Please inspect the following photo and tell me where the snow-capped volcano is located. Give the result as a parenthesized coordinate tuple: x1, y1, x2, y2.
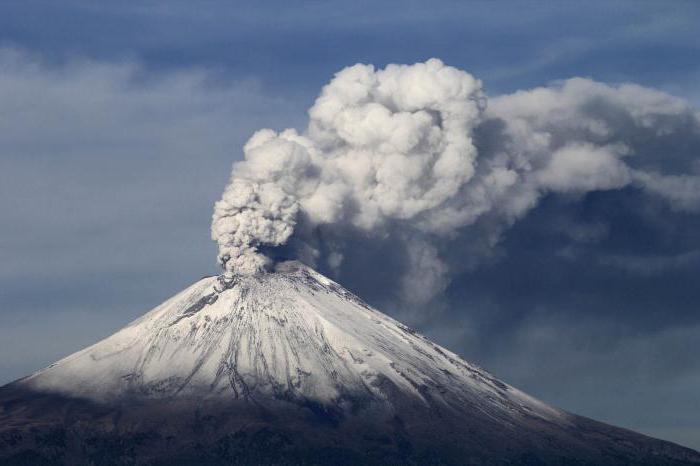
(1, 262, 699, 465)
(20, 261, 558, 417)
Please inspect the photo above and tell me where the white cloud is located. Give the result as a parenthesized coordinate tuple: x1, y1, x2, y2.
(212, 59, 700, 307)
(537, 143, 631, 192)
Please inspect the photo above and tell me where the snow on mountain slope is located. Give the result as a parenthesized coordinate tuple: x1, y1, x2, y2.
(20, 261, 562, 425)
(3, 261, 700, 465)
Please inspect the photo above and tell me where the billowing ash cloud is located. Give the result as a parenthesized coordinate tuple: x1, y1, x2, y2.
(212, 58, 700, 303)
(212, 59, 485, 276)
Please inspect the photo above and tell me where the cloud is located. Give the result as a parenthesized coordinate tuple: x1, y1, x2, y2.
(536, 143, 631, 192)
(598, 249, 700, 276)
(634, 171, 700, 213)
(0, 47, 302, 282)
(212, 59, 700, 311)
(212, 58, 486, 276)
(467, 310, 700, 448)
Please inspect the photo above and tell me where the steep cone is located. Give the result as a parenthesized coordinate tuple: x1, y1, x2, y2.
(1, 262, 699, 465)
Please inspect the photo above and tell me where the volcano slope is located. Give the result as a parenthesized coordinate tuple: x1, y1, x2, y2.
(1, 261, 699, 465)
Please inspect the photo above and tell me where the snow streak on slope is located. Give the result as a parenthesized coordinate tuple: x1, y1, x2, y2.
(20, 262, 562, 425)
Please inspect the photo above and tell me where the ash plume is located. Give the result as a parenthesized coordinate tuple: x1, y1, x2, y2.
(212, 58, 700, 305)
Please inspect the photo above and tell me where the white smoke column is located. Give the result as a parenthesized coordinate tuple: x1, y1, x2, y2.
(213, 58, 700, 298)
(211, 178, 298, 276)
(212, 58, 485, 276)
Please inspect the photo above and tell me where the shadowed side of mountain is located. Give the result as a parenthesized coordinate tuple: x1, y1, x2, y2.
(2, 375, 699, 465)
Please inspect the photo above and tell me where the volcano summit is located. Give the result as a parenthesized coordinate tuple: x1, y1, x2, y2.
(1, 262, 698, 465)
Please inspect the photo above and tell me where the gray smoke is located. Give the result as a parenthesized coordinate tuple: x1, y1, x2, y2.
(212, 59, 700, 304)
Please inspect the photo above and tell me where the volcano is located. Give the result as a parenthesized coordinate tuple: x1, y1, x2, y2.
(1, 261, 698, 465)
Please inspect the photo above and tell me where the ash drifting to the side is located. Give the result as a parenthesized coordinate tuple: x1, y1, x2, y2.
(212, 58, 700, 306)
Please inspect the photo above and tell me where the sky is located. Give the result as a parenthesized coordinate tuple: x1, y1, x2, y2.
(1, 0, 699, 451)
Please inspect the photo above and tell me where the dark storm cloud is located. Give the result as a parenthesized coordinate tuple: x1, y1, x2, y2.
(266, 73, 700, 322)
(413, 187, 700, 447)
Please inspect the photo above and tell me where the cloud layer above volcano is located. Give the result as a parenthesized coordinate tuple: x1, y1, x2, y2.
(212, 59, 700, 306)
